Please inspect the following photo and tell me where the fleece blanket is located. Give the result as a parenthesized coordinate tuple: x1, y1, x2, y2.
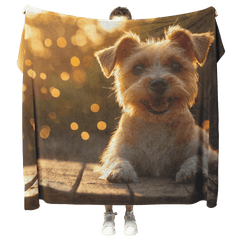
(16, 4, 225, 211)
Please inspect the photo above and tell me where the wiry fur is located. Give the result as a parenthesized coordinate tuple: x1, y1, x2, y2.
(94, 25, 217, 183)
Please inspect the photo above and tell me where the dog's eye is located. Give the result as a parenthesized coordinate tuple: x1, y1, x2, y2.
(170, 61, 181, 73)
(133, 64, 145, 75)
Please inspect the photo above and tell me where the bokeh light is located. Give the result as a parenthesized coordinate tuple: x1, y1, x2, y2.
(71, 29, 87, 47)
(70, 122, 79, 130)
(40, 125, 51, 139)
(40, 73, 47, 80)
(60, 72, 70, 81)
(41, 87, 48, 94)
(90, 104, 100, 113)
(57, 37, 67, 48)
(23, 83, 27, 92)
(71, 56, 80, 67)
(50, 87, 60, 98)
(25, 59, 32, 66)
(44, 38, 52, 47)
(27, 69, 36, 79)
(97, 121, 107, 130)
(81, 131, 90, 140)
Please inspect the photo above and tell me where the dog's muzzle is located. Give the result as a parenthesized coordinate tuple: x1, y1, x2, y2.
(139, 97, 176, 115)
(150, 79, 168, 95)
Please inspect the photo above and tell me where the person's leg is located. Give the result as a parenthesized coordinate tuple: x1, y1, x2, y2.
(102, 205, 117, 236)
(126, 205, 133, 212)
(124, 205, 138, 236)
(105, 205, 113, 212)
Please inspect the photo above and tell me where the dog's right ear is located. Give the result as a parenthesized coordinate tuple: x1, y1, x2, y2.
(94, 32, 140, 78)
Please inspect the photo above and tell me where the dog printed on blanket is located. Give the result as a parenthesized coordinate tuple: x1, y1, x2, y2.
(94, 25, 218, 183)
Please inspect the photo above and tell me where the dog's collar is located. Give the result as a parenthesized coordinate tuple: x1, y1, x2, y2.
(139, 97, 176, 115)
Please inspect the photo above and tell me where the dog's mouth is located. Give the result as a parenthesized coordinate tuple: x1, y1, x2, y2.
(139, 97, 176, 115)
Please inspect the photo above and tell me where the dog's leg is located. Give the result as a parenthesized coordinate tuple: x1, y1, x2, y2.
(176, 156, 200, 182)
(100, 157, 138, 183)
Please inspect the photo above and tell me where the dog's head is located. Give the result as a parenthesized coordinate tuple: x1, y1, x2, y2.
(95, 26, 214, 121)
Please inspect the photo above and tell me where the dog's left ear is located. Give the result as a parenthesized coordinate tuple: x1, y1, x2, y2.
(166, 26, 215, 66)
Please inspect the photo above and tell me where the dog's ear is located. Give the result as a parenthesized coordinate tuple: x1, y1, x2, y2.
(94, 32, 140, 78)
(166, 26, 214, 66)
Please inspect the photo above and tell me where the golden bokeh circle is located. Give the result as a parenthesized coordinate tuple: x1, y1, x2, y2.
(71, 56, 80, 67)
(41, 87, 48, 94)
(50, 87, 60, 98)
(40, 125, 51, 139)
(25, 59, 32, 66)
(81, 131, 89, 140)
(45, 38, 52, 47)
(97, 121, 107, 130)
(70, 122, 79, 130)
(90, 104, 100, 113)
(60, 72, 70, 81)
(57, 37, 67, 48)
(27, 69, 36, 79)
(40, 73, 47, 80)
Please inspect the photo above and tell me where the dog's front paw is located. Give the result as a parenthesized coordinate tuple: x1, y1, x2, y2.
(176, 156, 199, 183)
(102, 160, 138, 183)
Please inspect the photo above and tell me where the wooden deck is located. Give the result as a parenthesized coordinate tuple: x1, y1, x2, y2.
(24, 159, 209, 207)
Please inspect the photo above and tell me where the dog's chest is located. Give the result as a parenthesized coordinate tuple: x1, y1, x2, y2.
(136, 123, 176, 160)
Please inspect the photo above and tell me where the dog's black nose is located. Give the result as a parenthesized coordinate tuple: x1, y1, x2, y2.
(150, 79, 168, 94)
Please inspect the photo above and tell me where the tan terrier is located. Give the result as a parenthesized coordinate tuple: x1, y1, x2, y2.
(94, 25, 217, 183)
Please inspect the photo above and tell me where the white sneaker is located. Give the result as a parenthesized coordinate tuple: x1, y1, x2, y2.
(102, 211, 117, 236)
(124, 211, 138, 236)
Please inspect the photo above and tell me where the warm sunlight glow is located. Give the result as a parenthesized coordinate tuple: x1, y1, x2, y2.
(71, 29, 87, 47)
(99, 17, 127, 32)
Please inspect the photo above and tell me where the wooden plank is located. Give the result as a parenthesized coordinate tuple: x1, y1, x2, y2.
(37, 159, 84, 204)
(128, 177, 195, 204)
(23, 164, 40, 210)
(75, 163, 132, 204)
